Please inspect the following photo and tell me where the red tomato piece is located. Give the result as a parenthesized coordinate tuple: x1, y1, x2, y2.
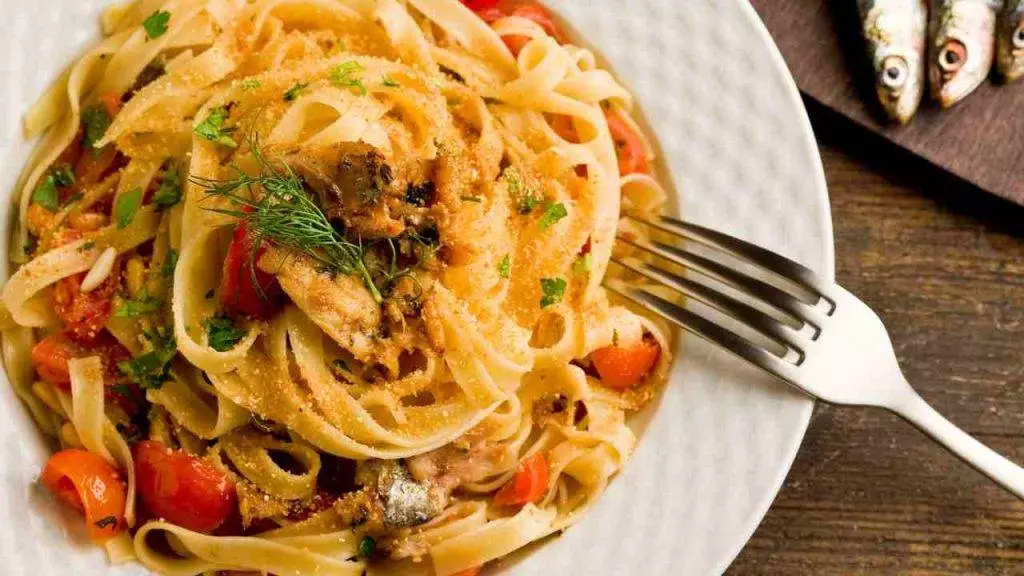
(604, 109, 649, 176)
(493, 453, 548, 508)
(41, 449, 127, 542)
(475, 2, 563, 56)
(461, 0, 500, 10)
(53, 257, 121, 342)
(220, 222, 284, 319)
(591, 337, 661, 389)
(134, 440, 236, 533)
(31, 331, 130, 389)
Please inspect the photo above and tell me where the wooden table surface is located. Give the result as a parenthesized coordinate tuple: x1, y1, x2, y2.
(726, 101, 1024, 575)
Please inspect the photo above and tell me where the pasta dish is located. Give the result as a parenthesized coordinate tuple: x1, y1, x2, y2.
(0, 0, 672, 574)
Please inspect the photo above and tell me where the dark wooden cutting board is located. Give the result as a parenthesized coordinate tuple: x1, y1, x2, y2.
(749, 0, 1024, 207)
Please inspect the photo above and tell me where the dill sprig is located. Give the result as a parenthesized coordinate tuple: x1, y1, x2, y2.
(192, 142, 383, 303)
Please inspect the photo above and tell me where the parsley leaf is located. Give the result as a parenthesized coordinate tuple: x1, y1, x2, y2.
(498, 254, 511, 279)
(330, 61, 367, 95)
(572, 253, 592, 275)
(81, 104, 112, 152)
(505, 168, 540, 214)
(382, 75, 400, 88)
(194, 107, 237, 148)
(241, 78, 262, 90)
(539, 202, 568, 230)
(31, 176, 59, 211)
(115, 295, 163, 317)
(161, 249, 179, 278)
(358, 536, 377, 558)
(114, 187, 143, 229)
(52, 164, 75, 188)
(152, 164, 182, 208)
(143, 10, 171, 40)
(118, 335, 176, 390)
(204, 315, 247, 352)
(539, 277, 567, 308)
(283, 82, 309, 102)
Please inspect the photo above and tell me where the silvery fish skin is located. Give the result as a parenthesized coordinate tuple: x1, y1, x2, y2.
(997, 0, 1024, 80)
(858, 0, 929, 123)
(929, 0, 1002, 107)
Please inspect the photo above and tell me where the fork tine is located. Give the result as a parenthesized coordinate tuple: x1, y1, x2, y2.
(617, 235, 827, 328)
(611, 256, 806, 357)
(604, 279, 800, 384)
(626, 213, 834, 302)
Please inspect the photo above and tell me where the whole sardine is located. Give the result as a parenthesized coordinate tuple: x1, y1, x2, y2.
(997, 0, 1024, 80)
(858, 0, 928, 123)
(929, 0, 1002, 107)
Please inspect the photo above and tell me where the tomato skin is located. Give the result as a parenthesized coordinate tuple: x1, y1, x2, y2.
(591, 337, 661, 389)
(604, 109, 649, 176)
(41, 449, 127, 542)
(474, 2, 562, 55)
(31, 331, 130, 389)
(220, 222, 284, 319)
(493, 453, 548, 508)
(53, 258, 121, 342)
(134, 441, 236, 533)
(461, 0, 500, 10)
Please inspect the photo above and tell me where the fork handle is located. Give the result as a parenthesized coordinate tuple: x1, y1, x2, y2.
(889, 391, 1024, 499)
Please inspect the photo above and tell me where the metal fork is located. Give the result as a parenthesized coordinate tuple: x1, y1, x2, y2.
(605, 213, 1024, 499)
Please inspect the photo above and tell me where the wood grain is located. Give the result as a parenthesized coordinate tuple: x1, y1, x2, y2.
(726, 102, 1024, 575)
(748, 0, 1024, 207)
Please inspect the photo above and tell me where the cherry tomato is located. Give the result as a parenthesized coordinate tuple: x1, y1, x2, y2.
(591, 337, 661, 389)
(220, 222, 284, 319)
(31, 331, 130, 389)
(604, 109, 650, 176)
(493, 453, 548, 507)
(134, 440, 236, 533)
(474, 2, 563, 55)
(41, 449, 127, 542)
(53, 258, 121, 342)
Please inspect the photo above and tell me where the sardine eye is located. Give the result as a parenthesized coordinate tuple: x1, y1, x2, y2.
(938, 40, 967, 72)
(1014, 25, 1024, 49)
(880, 56, 909, 89)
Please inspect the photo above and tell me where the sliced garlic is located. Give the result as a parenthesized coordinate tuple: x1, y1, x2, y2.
(80, 246, 118, 293)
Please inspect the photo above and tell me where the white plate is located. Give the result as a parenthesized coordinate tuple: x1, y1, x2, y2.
(0, 1, 833, 574)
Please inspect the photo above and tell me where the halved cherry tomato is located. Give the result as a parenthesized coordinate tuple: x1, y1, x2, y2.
(461, 0, 500, 10)
(31, 331, 130, 389)
(604, 109, 649, 176)
(134, 440, 236, 533)
(220, 222, 284, 319)
(591, 336, 661, 389)
(474, 1, 563, 56)
(494, 453, 548, 508)
(53, 257, 122, 342)
(41, 449, 127, 542)
(549, 114, 579, 143)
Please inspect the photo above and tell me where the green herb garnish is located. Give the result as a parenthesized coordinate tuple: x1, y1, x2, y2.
(152, 164, 182, 208)
(539, 277, 566, 308)
(32, 164, 78, 211)
(79, 240, 97, 252)
(161, 249, 179, 278)
(330, 61, 367, 95)
(114, 187, 143, 229)
(204, 315, 247, 352)
(115, 295, 163, 317)
(241, 78, 262, 91)
(142, 10, 171, 40)
(382, 75, 400, 88)
(82, 104, 112, 152)
(118, 335, 176, 390)
(404, 182, 434, 207)
(498, 254, 511, 279)
(539, 202, 568, 230)
(358, 535, 377, 557)
(283, 82, 309, 102)
(194, 107, 237, 148)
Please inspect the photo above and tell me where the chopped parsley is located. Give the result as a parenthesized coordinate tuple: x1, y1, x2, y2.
(505, 168, 540, 214)
(194, 106, 237, 148)
(498, 254, 511, 279)
(161, 249, 179, 278)
(114, 187, 143, 229)
(81, 104, 112, 153)
(142, 10, 171, 40)
(93, 516, 119, 530)
(240, 78, 262, 91)
(118, 334, 176, 390)
(573, 252, 593, 275)
(539, 202, 568, 230)
(204, 315, 247, 352)
(115, 295, 163, 317)
(358, 535, 377, 557)
(283, 82, 309, 102)
(152, 163, 182, 208)
(32, 164, 77, 211)
(79, 240, 97, 252)
(330, 61, 367, 95)
(382, 75, 400, 88)
(539, 277, 567, 308)
(331, 358, 350, 374)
